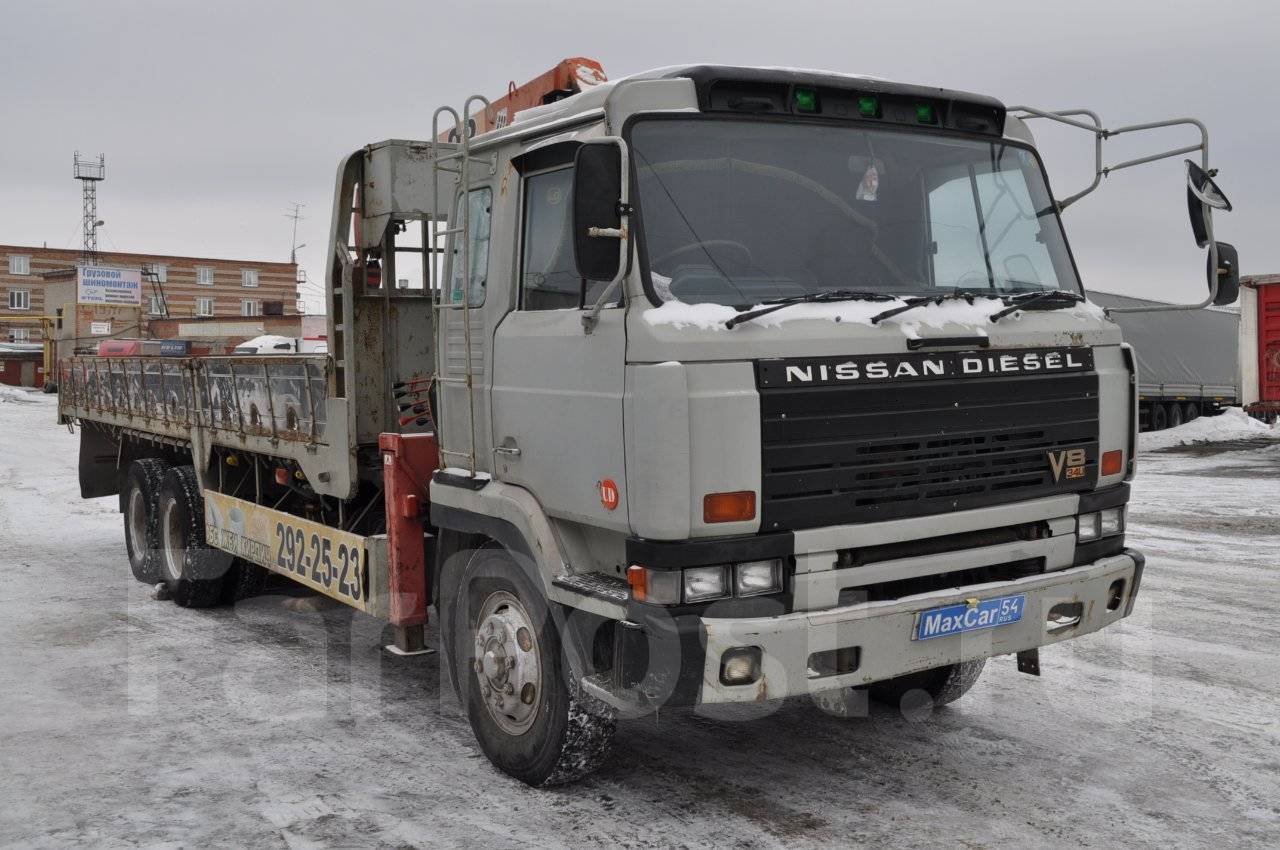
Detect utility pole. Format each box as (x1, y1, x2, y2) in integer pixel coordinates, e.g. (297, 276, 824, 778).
(73, 153, 106, 267)
(285, 202, 306, 264)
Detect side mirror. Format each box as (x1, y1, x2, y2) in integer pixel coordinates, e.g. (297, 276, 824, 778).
(1186, 160, 1232, 249)
(572, 138, 630, 284)
(1208, 241, 1239, 306)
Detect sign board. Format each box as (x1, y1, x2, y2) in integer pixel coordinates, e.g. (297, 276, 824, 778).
(77, 266, 142, 306)
(204, 491, 369, 611)
(89, 321, 112, 336)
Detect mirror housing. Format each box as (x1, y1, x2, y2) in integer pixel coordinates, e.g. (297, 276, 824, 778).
(1208, 241, 1239, 306)
(572, 138, 631, 333)
(572, 139, 630, 283)
(1186, 160, 1232, 249)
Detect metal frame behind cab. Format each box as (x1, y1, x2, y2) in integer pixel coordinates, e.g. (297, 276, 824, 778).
(1009, 106, 1222, 315)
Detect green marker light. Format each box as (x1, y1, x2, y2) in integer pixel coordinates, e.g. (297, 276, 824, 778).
(916, 103, 936, 124)
(857, 96, 879, 118)
(794, 88, 818, 113)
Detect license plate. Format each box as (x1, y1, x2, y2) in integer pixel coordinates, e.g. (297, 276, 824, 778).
(914, 594, 1026, 641)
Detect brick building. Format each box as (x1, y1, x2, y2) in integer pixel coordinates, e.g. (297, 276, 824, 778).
(1, 244, 299, 343)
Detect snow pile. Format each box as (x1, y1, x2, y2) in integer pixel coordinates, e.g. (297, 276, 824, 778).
(643, 296, 1106, 337)
(1139, 407, 1280, 452)
(0, 384, 42, 404)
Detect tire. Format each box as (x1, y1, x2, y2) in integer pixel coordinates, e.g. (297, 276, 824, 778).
(1167, 402, 1184, 429)
(448, 545, 615, 786)
(157, 466, 233, 608)
(869, 659, 987, 715)
(221, 559, 270, 603)
(1150, 403, 1168, 431)
(123, 458, 169, 584)
(1184, 402, 1200, 422)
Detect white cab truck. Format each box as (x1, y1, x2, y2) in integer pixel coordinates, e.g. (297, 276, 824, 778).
(57, 64, 1239, 786)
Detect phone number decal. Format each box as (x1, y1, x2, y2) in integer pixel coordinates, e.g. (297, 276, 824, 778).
(204, 490, 369, 610)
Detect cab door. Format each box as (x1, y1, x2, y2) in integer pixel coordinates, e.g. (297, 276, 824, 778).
(490, 161, 628, 530)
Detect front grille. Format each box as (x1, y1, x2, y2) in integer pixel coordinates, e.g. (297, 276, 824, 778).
(759, 368, 1099, 531)
(837, 557, 1045, 605)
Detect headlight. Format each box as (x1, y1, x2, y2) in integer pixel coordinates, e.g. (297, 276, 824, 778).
(683, 565, 730, 603)
(735, 560, 782, 597)
(1078, 512, 1101, 542)
(1100, 507, 1125, 536)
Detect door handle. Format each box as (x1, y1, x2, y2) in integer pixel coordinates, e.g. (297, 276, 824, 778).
(493, 444, 521, 457)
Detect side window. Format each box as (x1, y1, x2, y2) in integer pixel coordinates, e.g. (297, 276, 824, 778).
(448, 187, 492, 307)
(520, 168, 580, 311)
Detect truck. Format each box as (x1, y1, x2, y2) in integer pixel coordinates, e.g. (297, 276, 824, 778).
(56, 62, 1239, 787)
(1240, 274, 1280, 422)
(1088, 291, 1240, 430)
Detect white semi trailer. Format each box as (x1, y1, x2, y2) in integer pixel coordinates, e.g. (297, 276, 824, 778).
(57, 63, 1238, 786)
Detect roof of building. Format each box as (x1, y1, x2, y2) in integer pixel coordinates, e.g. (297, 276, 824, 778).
(0, 244, 296, 270)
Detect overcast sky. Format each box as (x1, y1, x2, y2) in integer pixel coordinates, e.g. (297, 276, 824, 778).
(2, 0, 1275, 310)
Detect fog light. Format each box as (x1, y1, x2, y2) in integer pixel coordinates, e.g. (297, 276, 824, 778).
(734, 559, 782, 597)
(1100, 507, 1125, 536)
(683, 565, 730, 603)
(719, 646, 762, 686)
(1077, 512, 1100, 542)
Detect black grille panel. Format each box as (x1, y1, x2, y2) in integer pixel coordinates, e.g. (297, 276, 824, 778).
(759, 370, 1099, 531)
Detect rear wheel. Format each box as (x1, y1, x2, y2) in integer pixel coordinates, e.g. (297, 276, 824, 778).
(1184, 402, 1200, 422)
(123, 458, 169, 584)
(448, 546, 615, 786)
(1167, 402, 1184, 429)
(221, 560, 270, 603)
(869, 659, 987, 715)
(158, 466, 232, 608)
(1150, 403, 1168, 431)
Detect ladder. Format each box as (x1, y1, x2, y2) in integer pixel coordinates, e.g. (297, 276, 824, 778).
(430, 96, 495, 479)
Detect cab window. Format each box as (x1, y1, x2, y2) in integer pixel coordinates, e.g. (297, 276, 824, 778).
(520, 168, 580, 310)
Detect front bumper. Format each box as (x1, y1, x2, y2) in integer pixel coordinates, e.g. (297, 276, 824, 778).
(585, 549, 1143, 710)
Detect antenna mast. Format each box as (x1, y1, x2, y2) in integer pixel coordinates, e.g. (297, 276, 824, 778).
(285, 201, 306, 264)
(73, 152, 106, 267)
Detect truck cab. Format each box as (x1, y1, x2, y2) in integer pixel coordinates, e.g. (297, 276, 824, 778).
(316, 63, 1231, 783)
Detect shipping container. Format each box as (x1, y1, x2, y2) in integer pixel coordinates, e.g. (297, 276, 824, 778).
(1240, 274, 1280, 421)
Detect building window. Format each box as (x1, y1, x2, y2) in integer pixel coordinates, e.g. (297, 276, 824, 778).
(10, 328, 30, 342)
(150, 295, 166, 316)
(148, 263, 168, 283)
(8, 289, 30, 310)
(8, 255, 30, 275)
(196, 266, 215, 286)
(241, 299, 261, 317)
(241, 269, 259, 288)
(195, 297, 214, 317)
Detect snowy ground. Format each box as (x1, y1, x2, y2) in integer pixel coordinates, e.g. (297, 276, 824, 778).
(2, 386, 1278, 848)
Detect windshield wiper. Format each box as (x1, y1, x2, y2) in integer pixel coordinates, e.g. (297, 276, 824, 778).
(869, 290, 996, 325)
(724, 289, 895, 329)
(988, 289, 1085, 322)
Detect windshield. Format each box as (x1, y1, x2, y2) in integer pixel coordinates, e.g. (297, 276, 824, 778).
(630, 118, 1081, 306)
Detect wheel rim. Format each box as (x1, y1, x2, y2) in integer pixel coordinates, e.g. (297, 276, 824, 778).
(472, 590, 543, 735)
(161, 499, 184, 583)
(127, 488, 147, 561)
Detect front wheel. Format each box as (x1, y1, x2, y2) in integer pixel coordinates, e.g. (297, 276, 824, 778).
(869, 658, 987, 715)
(123, 458, 170, 584)
(449, 546, 615, 786)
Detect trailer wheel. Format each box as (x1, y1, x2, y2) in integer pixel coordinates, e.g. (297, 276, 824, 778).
(869, 659, 987, 716)
(1150, 403, 1169, 431)
(221, 560, 270, 603)
(1168, 402, 1184, 429)
(1184, 402, 1200, 422)
(449, 546, 615, 786)
(157, 466, 233, 608)
(123, 458, 170, 585)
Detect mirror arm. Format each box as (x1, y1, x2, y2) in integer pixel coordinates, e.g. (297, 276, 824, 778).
(1106, 214, 1219, 315)
(580, 139, 631, 334)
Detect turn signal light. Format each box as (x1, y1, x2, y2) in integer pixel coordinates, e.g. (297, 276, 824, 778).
(703, 491, 756, 524)
(1101, 450, 1123, 476)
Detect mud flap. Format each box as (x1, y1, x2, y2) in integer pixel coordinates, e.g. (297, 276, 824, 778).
(1017, 648, 1041, 676)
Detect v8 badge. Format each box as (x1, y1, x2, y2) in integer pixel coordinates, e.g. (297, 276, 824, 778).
(1047, 448, 1087, 482)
